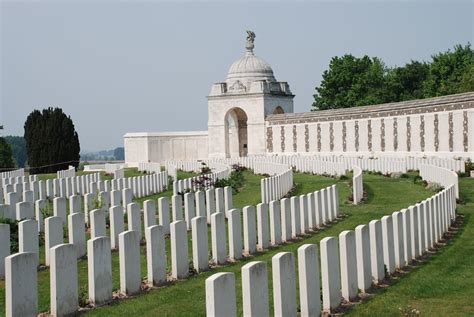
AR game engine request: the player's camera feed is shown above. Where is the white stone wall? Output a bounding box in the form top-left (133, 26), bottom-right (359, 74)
top-left (266, 93), bottom-right (474, 159)
top-left (124, 131), bottom-right (208, 166)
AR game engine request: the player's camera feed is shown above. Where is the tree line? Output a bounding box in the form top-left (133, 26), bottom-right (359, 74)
top-left (312, 43), bottom-right (473, 110)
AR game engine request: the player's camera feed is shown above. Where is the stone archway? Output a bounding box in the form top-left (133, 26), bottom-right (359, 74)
top-left (224, 107), bottom-right (248, 158)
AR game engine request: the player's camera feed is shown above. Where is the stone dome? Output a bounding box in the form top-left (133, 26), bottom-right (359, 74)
top-left (226, 51), bottom-right (276, 84)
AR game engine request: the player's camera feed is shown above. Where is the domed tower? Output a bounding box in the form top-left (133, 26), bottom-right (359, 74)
top-left (208, 31), bottom-right (294, 158)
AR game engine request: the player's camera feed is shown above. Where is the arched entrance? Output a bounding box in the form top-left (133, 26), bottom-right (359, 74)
top-left (225, 107), bottom-right (248, 158)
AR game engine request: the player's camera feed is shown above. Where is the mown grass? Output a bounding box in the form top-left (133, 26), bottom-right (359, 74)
top-left (3, 171), bottom-right (469, 316)
top-left (344, 176), bottom-right (474, 316)
top-left (82, 172), bottom-right (436, 316)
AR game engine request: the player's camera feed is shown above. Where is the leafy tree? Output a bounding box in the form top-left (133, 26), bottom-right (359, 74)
top-left (4, 136), bottom-right (27, 167)
top-left (312, 55), bottom-right (389, 110)
top-left (423, 43), bottom-right (474, 97)
top-left (114, 147), bottom-right (125, 160)
top-left (24, 107), bottom-right (80, 174)
top-left (311, 43), bottom-right (473, 110)
top-left (0, 137), bottom-right (15, 169)
top-left (386, 61), bottom-right (430, 101)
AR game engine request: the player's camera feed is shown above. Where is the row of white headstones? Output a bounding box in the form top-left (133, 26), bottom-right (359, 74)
top-left (2, 181), bottom-right (340, 316)
top-left (206, 184), bottom-right (457, 316)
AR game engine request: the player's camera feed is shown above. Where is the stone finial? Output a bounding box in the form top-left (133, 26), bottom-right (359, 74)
top-left (246, 30), bottom-right (256, 53)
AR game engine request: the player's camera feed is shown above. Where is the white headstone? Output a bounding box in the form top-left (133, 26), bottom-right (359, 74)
top-left (145, 225), bottom-right (167, 286)
top-left (119, 230), bottom-right (141, 295)
top-left (205, 273), bottom-right (236, 317)
top-left (45, 216), bottom-right (63, 266)
top-left (110, 206), bottom-right (124, 250)
top-left (68, 212), bottom-right (86, 258)
top-left (320, 236), bottom-right (341, 312)
top-left (50, 244), bottom-right (78, 316)
top-left (211, 212), bottom-right (227, 264)
top-left (170, 220), bottom-right (188, 279)
top-left (242, 261), bottom-right (269, 316)
top-left (298, 244), bottom-right (321, 317)
top-left (5, 252), bottom-right (38, 316)
top-left (88, 236), bottom-right (112, 305)
top-left (339, 230), bottom-right (358, 301)
top-left (243, 206), bottom-right (257, 255)
top-left (191, 216), bottom-right (208, 273)
top-left (272, 252), bottom-right (297, 317)
top-left (228, 209), bottom-right (242, 261)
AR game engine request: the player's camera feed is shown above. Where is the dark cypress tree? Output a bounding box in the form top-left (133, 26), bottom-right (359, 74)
top-left (0, 137), bottom-right (15, 169)
top-left (24, 107), bottom-right (80, 174)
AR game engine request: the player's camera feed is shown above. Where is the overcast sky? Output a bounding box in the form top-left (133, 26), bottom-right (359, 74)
top-left (1, 0), bottom-right (472, 152)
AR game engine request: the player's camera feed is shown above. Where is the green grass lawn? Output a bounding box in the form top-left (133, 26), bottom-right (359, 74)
top-left (3, 171), bottom-right (471, 316)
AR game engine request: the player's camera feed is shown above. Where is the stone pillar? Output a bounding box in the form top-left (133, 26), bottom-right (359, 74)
top-left (5, 252), bottom-right (38, 316)
top-left (191, 216), bottom-right (209, 273)
top-left (184, 193), bottom-right (195, 230)
top-left (45, 216), bottom-right (63, 266)
top-left (211, 212), bottom-right (227, 264)
top-left (280, 198), bottom-right (291, 242)
top-left (88, 236), bottom-right (112, 305)
top-left (381, 215), bottom-right (396, 275)
top-left (369, 220), bottom-right (385, 283)
top-left (68, 212), bottom-right (86, 258)
top-left (242, 261), bottom-right (269, 316)
top-left (272, 252), bottom-right (297, 317)
top-left (119, 230), bottom-right (141, 295)
top-left (243, 206), bottom-right (257, 255)
top-left (298, 244), bottom-right (321, 317)
top-left (143, 199), bottom-right (157, 229)
top-left (228, 209), bottom-right (242, 261)
top-left (145, 225), bottom-right (166, 286)
top-left (158, 197), bottom-right (170, 235)
top-left (170, 220), bottom-right (188, 279)
top-left (90, 209), bottom-right (106, 239)
top-left (205, 272), bottom-right (236, 317)
top-left (339, 231), bottom-right (358, 301)
top-left (50, 244), bottom-right (78, 317)
top-left (320, 236), bottom-right (341, 312)
top-left (127, 203), bottom-right (142, 239)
